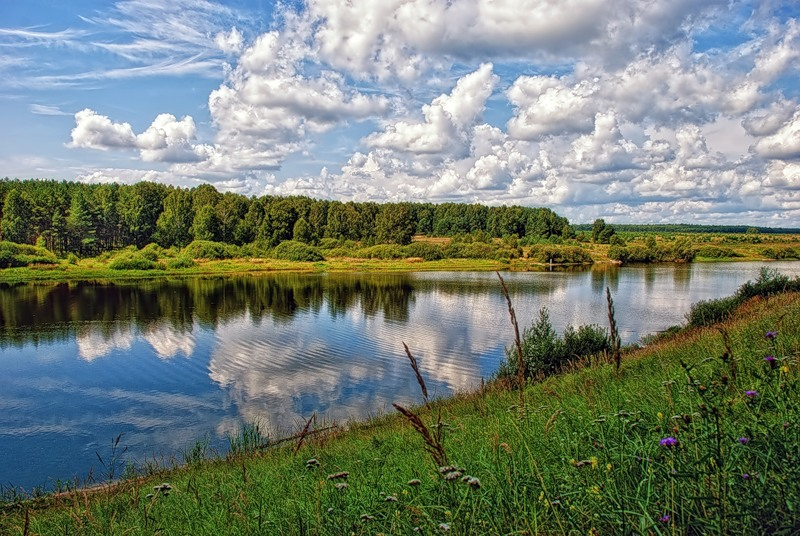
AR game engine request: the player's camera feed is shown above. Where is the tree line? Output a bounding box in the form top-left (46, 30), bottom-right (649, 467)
top-left (0, 179), bottom-right (570, 256)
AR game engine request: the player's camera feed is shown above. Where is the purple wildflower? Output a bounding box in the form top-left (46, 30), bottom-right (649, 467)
top-left (765, 331), bottom-right (777, 341)
top-left (745, 390), bottom-right (758, 399)
top-left (659, 514), bottom-right (670, 523)
top-left (764, 355), bottom-right (777, 369)
top-left (659, 437), bottom-right (678, 448)
top-left (742, 473), bottom-right (750, 480)
top-left (738, 437), bottom-right (749, 445)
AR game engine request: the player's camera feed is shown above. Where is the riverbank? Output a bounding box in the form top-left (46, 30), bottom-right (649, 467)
top-left (3, 286), bottom-right (798, 533)
top-left (1, 242), bottom-right (797, 286)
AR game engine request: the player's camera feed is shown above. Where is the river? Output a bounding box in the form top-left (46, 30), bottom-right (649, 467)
top-left (0, 262), bottom-right (798, 492)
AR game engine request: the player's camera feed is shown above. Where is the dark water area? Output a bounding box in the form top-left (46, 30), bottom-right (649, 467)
top-left (1, 262), bottom-right (798, 491)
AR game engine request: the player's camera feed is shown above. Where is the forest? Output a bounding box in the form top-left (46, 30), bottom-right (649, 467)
top-left (0, 178), bottom-right (570, 257)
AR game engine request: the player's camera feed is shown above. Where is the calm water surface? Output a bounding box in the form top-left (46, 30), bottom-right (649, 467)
top-left (1, 262), bottom-right (798, 491)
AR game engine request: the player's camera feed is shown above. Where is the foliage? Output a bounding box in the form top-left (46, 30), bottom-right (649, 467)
top-left (403, 242), bottom-right (445, 261)
top-left (695, 246), bottom-right (744, 258)
top-left (272, 241), bottom-right (324, 262)
top-left (166, 256), bottom-right (196, 269)
top-left (356, 244), bottom-right (406, 259)
top-left (108, 251), bottom-right (165, 271)
top-left (760, 246), bottom-right (799, 259)
top-left (687, 267), bottom-right (800, 328)
top-left (496, 307), bottom-right (610, 381)
top-left (610, 236), bottom-right (696, 264)
top-left (183, 240), bottom-right (235, 260)
top-left (528, 244), bottom-right (593, 264)
top-left (592, 218), bottom-right (616, 243)
top-left (0, 241), bottom-right (58, 267)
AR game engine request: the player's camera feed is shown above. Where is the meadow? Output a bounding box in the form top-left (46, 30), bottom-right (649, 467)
top-left (1, 270), bottom-right (798, 534)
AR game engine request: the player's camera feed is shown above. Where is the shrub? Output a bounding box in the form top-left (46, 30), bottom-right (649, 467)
top-left (272, 241), bottom-right (324, 262)
top-left (686, 268), bottom-right (800, 328)
top-left (355, 244), bottom-right (405, 259)
top-left (760, 246), bottom-right (799, 260)
top-left (496, 307), bottom-right (609, 381)
top-left (529, 245), bottom-right (593, 264)
top-left (0, 241), bottom-right (57, 267)
top-left (737, 267), bottom-right (800, 300)
top-left (685, 295), bottom-right (741, 328)
top-left (166, 256), bottom-right (196, 269)
top-left (323, 246), bottom-right (357, 258)
top-left (317, 237), bottom-right (343, 250)
top-left (139, 243), bottom-right (166, 261)
top-left (695, 246), bottom-right (743, 259)
top-left (403, 242), bottom-right (445, 261)
top-left (108, 252), bottom-right (165, 270)
top-left (183, 240), bottom-right (235, 260)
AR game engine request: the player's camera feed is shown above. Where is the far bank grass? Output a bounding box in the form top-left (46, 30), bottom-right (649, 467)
top-left (3, 290), bottom-right (799, 534)
top-left (1, 231), bottom-right (798, 285)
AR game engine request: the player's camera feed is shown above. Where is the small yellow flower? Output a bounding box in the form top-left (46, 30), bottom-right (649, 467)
top-left (782, 365), bottom-right (790, 374)
top-left (402, 489), bottom-right (409, 495)
top-left (445, 510), bottom-right (451, 517)
top-left (590, 457), bottom-right (598, 470)
top-left (606, 463), bottom-right (612, 472)
top-left (657, 412), bottom-right (664, 421)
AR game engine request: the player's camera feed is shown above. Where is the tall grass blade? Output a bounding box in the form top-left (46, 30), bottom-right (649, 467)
top-left (606, 287), bottom-right (621, 371)
top-left (497, 272), bottom-right (526, 415)
top-left (402, 342), bottom-right (429, 404)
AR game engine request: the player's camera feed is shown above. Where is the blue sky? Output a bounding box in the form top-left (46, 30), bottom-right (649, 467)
top-left (1, 0), bottom-right (799, 225)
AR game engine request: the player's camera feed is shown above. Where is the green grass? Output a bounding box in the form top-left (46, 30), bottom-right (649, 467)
top-left (2, 287), bottom-right (799, 534)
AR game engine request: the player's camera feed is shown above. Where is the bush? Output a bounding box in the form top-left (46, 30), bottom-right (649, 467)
top-left (496, 308), bottom-right (609, 381)
top-left (317, 238), bottom-right (343, 250)
top-left (108, 252), bottom-right (165, 270)
top-left (272, 241), bottom-right (324, 262)
top-left (760, 246), bottom-right (800, 260)
top-left (139, 243), bottom-right (166, 261)
top-left (685, 295), bottom-right (741, 328)
top-left (166, 256), bottom-right (196, 269)
top-left (355, 244), bottom-right (405, 259)
top-left (0, 241), bottom-right (58, 267)
top-left (737, 267), bottom-right (800, 300)
top-left (695, 246), bottom-right (743, 259)
top-left (403, 242), bottom-right (445, 261)
top-left (686, 268), bottom-right (800, 328)
top-left (529, 245), bottom-right (593, 264)
top-left (183, 240), bottom-right (235, 260)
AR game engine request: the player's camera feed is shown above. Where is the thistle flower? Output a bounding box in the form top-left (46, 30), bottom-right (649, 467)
top-left (764, 355), bottom-right (777, 368)
top-left (742, 473), bottom-right (751, 480)
top-left (745, 390), bottom-right (758, 399)
top-left (765, 331), bottom-right (777, 340)
top-left (659, 436), bottom-right (678, 448)
top-left (738, 437), bottom-right (750, 445)
top-left (659, 514), bottom-right (670, 523)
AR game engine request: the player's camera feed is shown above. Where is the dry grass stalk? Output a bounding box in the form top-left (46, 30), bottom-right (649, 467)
top-left (392, 403), bottom-right (447, 466)
top-left (545, 408), bottom-right (563, 434)
top-left (606, 287), bottom-right (622, 372)
top-left (496, 272), bottom-right (526, 416)
top-left (403, 342), bottom-right (429, 404)
top-left (293, 413), bottom-right (316, 455)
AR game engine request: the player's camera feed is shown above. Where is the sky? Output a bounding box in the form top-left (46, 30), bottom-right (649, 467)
top-left (1, 0), bottom-right (799, 226)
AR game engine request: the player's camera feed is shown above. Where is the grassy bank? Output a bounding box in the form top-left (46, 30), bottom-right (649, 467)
top-left (0, 231), bottom-right (798, 285)
top-left (2, 287), bottom-right (798, 534)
